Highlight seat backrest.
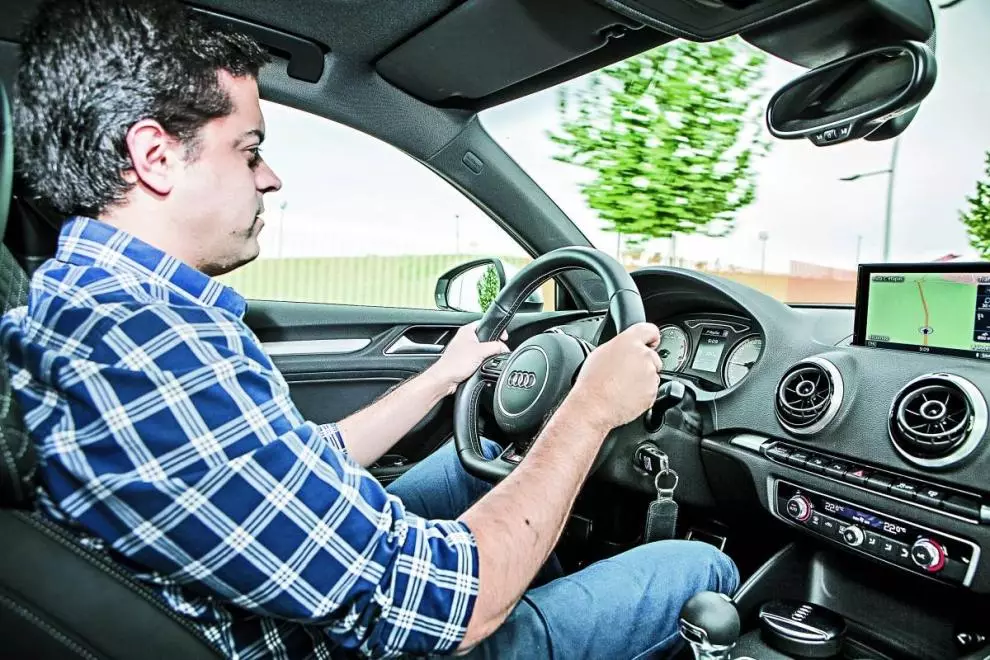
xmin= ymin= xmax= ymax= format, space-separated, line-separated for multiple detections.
xmin=0 ymin=79 xmax=221 ymax=659
xmin=0 ymin=70 xmax=36 ymax=507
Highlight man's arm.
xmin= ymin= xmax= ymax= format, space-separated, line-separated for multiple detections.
xmin=336 ymin=322 xmax=507 ymax=467
xmin=457 ymin=323 xmax=663 ymax=649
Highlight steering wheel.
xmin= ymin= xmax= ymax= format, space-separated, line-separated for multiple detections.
xmin=453 ymin=246 xmax=645 ymax=481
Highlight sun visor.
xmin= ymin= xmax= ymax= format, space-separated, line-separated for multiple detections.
xmin=376 ymin=0 xmax=645 ymax=104
xmin=587 ymin=0 xmax=825 ymax=41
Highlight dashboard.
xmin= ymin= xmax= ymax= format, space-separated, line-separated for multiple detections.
xmin=653 ymin=315 xmax=762 ymax=390
xmin=559 ymin=261 xmax=990 ymax=598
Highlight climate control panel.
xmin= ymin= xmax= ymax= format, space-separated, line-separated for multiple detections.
xmin=773 ymin=481 xmax=979 ymax=586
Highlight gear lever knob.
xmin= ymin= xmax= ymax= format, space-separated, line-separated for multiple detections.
xmin=679 ymin=591 xmax=741 ymax=660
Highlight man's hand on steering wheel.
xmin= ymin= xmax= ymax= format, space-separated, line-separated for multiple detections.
xmin=569 ymin=322 xmax=664 ymax=434
xmin=429 ymin=321 xmax=510 ymax=396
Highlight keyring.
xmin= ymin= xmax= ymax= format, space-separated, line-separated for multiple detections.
xmin=654 ymin=469 xmax=679 ymax=495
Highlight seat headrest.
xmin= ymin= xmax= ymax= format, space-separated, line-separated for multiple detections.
xmin=0 ymin=80 xmax=11 ymax=242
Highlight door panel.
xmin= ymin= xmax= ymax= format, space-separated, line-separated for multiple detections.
xmin=244 ymin=300 xmax=590 ymax=480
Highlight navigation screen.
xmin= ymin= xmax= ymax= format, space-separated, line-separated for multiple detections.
xmin=856 ymin=266 xmax=990 ymax=360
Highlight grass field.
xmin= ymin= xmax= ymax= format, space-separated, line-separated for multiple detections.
xmin=218 ymin=254 xmax=859 ymax=309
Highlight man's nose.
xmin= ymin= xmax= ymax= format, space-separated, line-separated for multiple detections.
xmin=258 ymin=160 xmax=282 ymax=193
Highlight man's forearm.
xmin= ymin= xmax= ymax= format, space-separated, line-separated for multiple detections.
xmin=336 ymin=366 xmax=451 ymax=467
xmin=457 ymin=392 xmax=608 ymax=649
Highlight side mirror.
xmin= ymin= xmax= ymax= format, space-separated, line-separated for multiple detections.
xmin=766 ymin=41 xmax=936 ymax=147
xmin=435 ymin=258 xmax=544 ymax=313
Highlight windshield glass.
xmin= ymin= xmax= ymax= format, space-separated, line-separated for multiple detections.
xmin=481 ymin=3 xmax=989 ymax=304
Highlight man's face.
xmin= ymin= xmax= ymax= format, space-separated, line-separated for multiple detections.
xmin=170 ymin=71 xmax=282 ymax=276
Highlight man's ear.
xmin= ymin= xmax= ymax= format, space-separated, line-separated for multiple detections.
xmin=123 ymin=119 xmax=180 ymax=196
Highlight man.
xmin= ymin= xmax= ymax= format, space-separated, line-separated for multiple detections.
xmin=1 ymin=1 xmax=738 ymax=658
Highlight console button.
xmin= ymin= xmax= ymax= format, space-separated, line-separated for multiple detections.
xmin=943 ymin=495 xmax=981 ymax=519
xmin=866 ymin=473 xmax=894 ymax=493
xmin=895 ymin=543 xmax=913 ymax=568
xmin=787 ymin=451 xmax=811 ymax=467
xmin=819 ymin=516 xmax=840 ymax=540
xmin=766 ymin=444 xmax=792 ymax=462
xmin=890 ymin=480 xmax=920 ymax=501
xmin=941 ymin=558 xmax=968 ymax=583
xmin=915 ymin=486 xmax=947 ymax=508
xmin=841 ymin=525 xmax=865 ymax=547
xmin=805 ymin=455 xmax=829 ymax=473
xmin=879 ymin=538 xmax=902 ymax=563
xmin=843 ymin=466 xmax=873 ymax=485
xmin=864 ymin=530 xmax=883 ymax=553
xmin=825 ymin=460 xmax=850 ymax=478
xmin=786 ymin=495 xmax=813 ymax=522
xmin=808 ymin=512 xmax=824 ymax=531
xmin=911 ymin=538 xmax=947 ymax=573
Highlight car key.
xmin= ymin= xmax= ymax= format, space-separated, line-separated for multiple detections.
xmin=644 ymin=453 xmax=679 ymax=543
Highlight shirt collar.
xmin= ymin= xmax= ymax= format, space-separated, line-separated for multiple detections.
xmin=56 ymin=216 xmax=247 ymax=317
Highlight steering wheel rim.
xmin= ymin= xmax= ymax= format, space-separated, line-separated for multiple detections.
xmin=453 ymin=246 xmax=645 ymax=482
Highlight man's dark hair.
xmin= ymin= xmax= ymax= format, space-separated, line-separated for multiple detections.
xmin=15 ymin=0 xmax=270 ymax=217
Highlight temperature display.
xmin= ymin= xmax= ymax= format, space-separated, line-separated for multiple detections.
xmin=823 ymin=501 xmax=907 ymax=535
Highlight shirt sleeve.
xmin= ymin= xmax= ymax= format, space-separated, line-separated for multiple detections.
xmin=317 ymin=422 xmax=349 ymax=455
xmin=50 ymin=305 xmax=479 ymax=657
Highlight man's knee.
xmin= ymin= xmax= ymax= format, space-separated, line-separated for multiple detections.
xmin=704 ymin=544 xmax=740 ymax=596
xmin=640 ymin=540 xmax=740 ymax=596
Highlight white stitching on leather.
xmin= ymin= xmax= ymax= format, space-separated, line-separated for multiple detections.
xmin=0 ymin=591 xmax=101 ymax=660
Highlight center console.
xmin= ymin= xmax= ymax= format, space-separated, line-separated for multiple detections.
xmin=773 ymin=480 xmax=977 ymax=586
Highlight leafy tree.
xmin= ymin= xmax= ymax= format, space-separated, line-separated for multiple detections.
xmin=550 ymin=39 xmax=770 ymax=248
xmin=962 ymin=151 xmax=990 ymax=259
xmin=476 ymin=264 xmax=501 ymax=312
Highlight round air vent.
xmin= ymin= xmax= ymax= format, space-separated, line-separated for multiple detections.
xmin=889 ymin=374 xmax=988 ymax=468
xmin=775 ymin=358 xmax=844 ymax=435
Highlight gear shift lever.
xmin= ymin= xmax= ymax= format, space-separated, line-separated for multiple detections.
xmin=679 ymin=592 xmax=741 ymax=660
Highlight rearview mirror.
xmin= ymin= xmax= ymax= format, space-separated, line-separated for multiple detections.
xmin=766 ymin=41 xmax=936 ymax=147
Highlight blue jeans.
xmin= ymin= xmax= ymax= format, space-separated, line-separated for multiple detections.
xmin=387 ymin=440 xmax=740 ymax=659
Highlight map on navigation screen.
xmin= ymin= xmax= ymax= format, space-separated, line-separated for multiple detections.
xmin=863 ymin=272 xmax=990 ymax=358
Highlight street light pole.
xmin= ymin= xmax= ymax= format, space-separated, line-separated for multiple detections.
xmin=881 ymin=137 xmax=900 ymax=262
xmin=758 ymin=231 xmax=769 ymax=273
xmin=839 ymin=135 xmax=901 ymax=262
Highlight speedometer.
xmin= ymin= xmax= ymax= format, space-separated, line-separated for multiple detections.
xmin=656 ymin=325 xmax=690 ymax=372
xmin=723 ymin=337 xmax=763 ymax=387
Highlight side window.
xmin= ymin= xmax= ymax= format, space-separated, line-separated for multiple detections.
xmin=219 ymin=101 xmax=552 ymax=311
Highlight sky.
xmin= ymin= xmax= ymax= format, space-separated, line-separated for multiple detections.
xmin=254 ymin=1 xmax=990 ymax=275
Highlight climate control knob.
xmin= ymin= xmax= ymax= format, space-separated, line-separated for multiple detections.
xmin=841 ymin=525 xmax=865 ymax=547
xmin=785 ymin=495 xmax=812 ymax=522
xmin=911 ymin=538 xmax=946 ymax=573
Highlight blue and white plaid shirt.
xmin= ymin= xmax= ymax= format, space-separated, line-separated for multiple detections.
xmin=0 ymin=217 xmax=479 ymax=659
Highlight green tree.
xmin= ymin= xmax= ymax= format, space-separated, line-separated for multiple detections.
xmin=550 ymin=39 xmax=770 ymax=249
xmin=961 ymin=151 xmax=990 ymax=258
xmin=476 ymin=264 xmax=501 ymax=312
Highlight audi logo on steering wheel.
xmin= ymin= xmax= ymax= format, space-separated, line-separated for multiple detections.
xmin=507 ymin=370 xmax=537 ymax=389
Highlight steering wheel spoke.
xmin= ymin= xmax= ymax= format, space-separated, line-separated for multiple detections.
xmin=480 ymin=354 xmax=507 ymax=383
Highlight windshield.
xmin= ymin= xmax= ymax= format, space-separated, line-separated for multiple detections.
xmin=481 ymin=2 xmax=989 ymax=305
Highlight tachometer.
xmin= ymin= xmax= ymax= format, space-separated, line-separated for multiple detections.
xmin=656 ymin=325 xmax=690 ymax=372
xmin=723 ymin=337 xmax=763 ymax=387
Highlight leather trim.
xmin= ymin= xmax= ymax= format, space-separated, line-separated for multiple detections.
xmin=0 ymin=589 xmax=101 ymax=660
xmin=0 ymin=511 xmax=220 ymax=658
